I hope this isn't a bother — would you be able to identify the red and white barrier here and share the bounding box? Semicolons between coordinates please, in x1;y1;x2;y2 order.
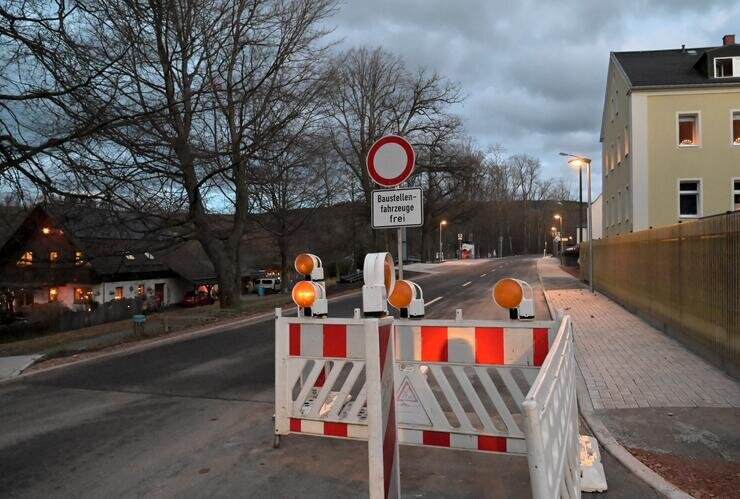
274;309;577;499
395;320;555;365
365;317;399;499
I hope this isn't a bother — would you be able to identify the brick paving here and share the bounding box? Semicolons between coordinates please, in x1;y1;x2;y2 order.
538;258;740;410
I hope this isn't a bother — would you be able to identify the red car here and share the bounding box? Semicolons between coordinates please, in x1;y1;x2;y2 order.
180;291;214;307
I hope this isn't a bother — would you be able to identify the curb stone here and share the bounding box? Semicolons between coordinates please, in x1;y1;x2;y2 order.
536;257;693;499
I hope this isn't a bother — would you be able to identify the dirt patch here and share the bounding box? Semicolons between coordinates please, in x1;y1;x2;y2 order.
627;447;740;498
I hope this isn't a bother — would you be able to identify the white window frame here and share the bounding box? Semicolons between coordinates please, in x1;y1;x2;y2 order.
732;177;740;212
713;56;739;78
678;178;702;219
731;109;740;147
676;111;701;148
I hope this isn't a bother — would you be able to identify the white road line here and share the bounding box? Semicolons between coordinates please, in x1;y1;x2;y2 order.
424;296;443;306
480;273;487;277
462;281;472;287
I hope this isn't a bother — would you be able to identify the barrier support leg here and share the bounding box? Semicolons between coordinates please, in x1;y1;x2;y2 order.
365;318;400;499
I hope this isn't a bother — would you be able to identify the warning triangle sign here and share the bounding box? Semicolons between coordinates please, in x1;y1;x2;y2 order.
395;375;431;426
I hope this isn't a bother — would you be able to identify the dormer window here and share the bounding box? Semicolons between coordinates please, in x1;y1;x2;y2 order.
714;57;738;78
125;253;135;260
75;250;84;265
49;251;59;263
677;113;700;146
144;252;154;260
17;251;33;266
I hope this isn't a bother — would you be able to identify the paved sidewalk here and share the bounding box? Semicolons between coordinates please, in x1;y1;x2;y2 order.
538;257;740;410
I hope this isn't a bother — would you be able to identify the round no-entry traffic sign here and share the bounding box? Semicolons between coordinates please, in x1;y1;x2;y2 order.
366;135;415;187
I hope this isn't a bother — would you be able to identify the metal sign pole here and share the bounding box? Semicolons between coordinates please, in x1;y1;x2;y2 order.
397;226;404;280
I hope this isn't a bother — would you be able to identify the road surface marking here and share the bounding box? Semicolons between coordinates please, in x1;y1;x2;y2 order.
480;273;487;277
462;281;472;287
425;296;443;306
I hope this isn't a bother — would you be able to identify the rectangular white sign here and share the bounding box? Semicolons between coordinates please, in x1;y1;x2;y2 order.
371;188;423;229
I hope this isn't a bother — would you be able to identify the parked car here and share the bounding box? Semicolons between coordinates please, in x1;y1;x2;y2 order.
180;290;214;307
257;278;281;293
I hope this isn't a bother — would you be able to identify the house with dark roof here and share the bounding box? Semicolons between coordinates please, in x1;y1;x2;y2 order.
600;34;740;237
0;205;214;313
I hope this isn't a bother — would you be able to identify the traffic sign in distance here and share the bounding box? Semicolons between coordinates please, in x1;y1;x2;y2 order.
458;233;463;240
371;188;423;229
366;135;415;187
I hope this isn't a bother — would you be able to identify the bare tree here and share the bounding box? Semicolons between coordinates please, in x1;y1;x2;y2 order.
326;46;462;249
57;0;336;308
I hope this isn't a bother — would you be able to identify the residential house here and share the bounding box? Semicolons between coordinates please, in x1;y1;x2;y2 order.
0;205;206;313
600;34;740;237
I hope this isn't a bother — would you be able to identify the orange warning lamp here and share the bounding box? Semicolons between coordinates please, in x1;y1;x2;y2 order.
295;253;315;276
388;280;413;309
292;281;317;308
493;278;523;309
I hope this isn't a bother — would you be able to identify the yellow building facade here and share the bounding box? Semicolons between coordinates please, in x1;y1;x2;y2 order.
601;36;740;237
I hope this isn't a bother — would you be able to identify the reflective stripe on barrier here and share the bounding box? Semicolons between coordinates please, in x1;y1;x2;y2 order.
523;315;581;499
395;320;555;366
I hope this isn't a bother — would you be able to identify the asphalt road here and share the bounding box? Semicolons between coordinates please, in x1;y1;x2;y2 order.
0;256;653;498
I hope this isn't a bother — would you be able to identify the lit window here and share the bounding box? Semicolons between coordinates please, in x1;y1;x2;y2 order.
74;287;92;304
733;179;740;211
42;227;51;235
17;251;33;266
49;287;58;302
115;287;124;300
733;112;740;145
75;251;84;265
678;113;700;146
714;57;736;78
144;252;154;260
125;253;135;260
49;251;58;263
137;284;145;295
679;180;701;218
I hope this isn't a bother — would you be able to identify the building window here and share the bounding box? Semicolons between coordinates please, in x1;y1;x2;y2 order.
144;252;155;260
733;179;740;211
624;126;630;156
74;287;92;304
75;250;84;265
17;251;33;266
732;111;740;146
679;179;701;218
115;287;124;300
714;57;736;78
610;144;615;170
49;251;59;263
125;253;135;260
677;113;700;146
137;284;145;295
49;287;58;302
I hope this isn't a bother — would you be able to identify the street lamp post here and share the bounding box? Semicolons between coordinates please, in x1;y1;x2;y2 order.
560;152;594;293
439;220;447;262
553;214;564;265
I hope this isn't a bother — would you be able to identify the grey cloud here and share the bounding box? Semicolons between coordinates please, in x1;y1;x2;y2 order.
327;0;740;196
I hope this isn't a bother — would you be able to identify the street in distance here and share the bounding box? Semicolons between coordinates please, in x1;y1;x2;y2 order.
371;187;423;228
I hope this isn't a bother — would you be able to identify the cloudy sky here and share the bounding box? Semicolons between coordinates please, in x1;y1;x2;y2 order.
326;0;740;197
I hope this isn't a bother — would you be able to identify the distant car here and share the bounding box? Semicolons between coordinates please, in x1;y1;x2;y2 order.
257;278;281;293
180;291;214;307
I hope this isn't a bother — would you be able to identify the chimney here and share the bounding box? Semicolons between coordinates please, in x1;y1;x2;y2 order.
723;34;735;46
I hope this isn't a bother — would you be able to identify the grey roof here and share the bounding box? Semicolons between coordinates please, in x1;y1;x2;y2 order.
613;44;740;88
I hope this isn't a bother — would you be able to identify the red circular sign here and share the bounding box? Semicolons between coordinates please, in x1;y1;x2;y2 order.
366;135;415;187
